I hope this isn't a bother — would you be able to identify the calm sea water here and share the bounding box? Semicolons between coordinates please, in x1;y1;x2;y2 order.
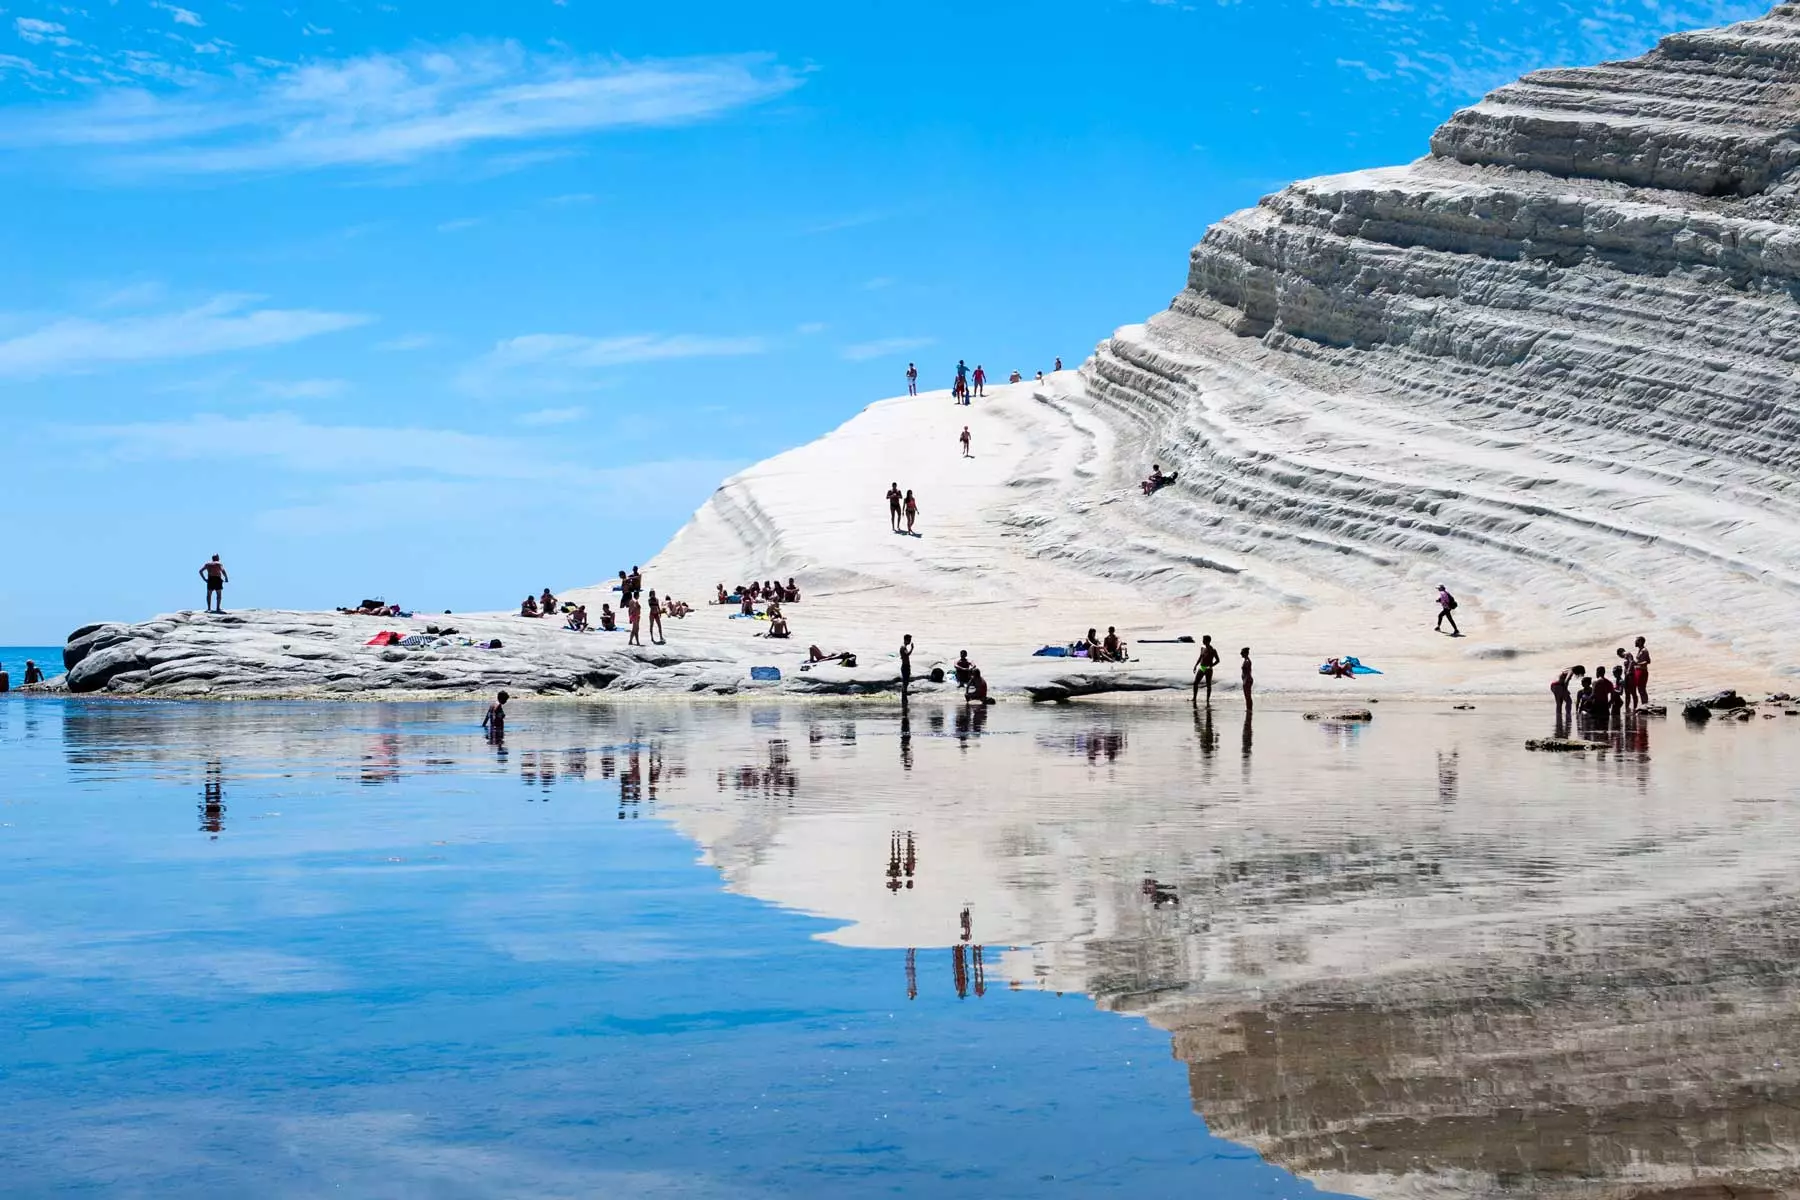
0;646;61;685
2;696;1796;1197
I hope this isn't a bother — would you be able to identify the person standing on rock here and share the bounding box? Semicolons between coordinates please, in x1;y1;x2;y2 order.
1633;636;1651;706
1240;646;1254;709
482;691;509;742
628;595;644;647
1054;357;1063;372
1434;584;1460;636
1192;635;1221;705
647;590;665;644
199;555;229;614
886;481;903;532
959;426;972;458
972;365;986;398
906;363;918;396
899;633;914;693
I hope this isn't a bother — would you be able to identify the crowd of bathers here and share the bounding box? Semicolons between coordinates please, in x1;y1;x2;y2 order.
909;357;1063;401
1552;636;1652;725
716;577;800;639
515;569;691;647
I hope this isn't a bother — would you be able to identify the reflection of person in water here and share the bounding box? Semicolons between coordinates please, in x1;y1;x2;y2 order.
900;698;913;772
1437;750;1459;805
1194;703;1217;760
972;945;986;998
887;832;904;893
1242;709;1254;760
903;831;915;887
620;748;643;818
905;948;917;1001
953;944;969;1000
960;905;972;943
199;759;225;837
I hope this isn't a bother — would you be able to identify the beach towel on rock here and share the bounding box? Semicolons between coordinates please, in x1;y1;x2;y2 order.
364;631;403;646
750;666;782;681
1034;645;1070;657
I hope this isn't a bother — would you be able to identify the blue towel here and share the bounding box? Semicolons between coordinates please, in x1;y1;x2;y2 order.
1033;645;1069;657
750;666;782;681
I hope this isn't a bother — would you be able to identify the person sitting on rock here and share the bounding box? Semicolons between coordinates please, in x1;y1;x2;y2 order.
953;651;975;686
567;605;590;632
1141;464;1169;495
1083;627;1102;658
768;611;791;639
540;588;558;615
520;595;539;618
599;604;618;631
23;660;43;686
715;583;729;605
740;591;756;617
1101;627;1125;663
785;577;800;603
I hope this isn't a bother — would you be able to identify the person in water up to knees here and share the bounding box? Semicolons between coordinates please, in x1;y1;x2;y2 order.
1435;584;1460;636
1240;646;1254;708
199;554;228;614
1192;635;1221;704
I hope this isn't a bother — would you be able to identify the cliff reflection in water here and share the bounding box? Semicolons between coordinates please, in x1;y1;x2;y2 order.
42;697;1800;1198
650;701;1800;1200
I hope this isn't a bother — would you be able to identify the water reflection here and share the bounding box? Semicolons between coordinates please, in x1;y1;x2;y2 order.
26;696;1800;1198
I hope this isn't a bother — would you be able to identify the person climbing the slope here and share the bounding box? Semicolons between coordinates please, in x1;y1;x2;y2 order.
906;362;918;396
886;481;903;532
903;489;919;534
1191;635;1221;704
1435;585;1460;636
972;365;985;397
959;426;972;458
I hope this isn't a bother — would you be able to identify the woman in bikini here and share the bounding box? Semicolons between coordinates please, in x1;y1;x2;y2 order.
903;490;919;534
647;590;665;644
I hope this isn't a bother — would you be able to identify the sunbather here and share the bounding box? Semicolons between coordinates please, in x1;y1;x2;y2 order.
953;651;975;685
786;578;800;602
715;583;729;605
567;605;590;632
740;592;756;617
599;604;617;631
540;588;557;615
520;595;539;618
1101;627;1126;662
1084;627;1102;658
768;612;791;639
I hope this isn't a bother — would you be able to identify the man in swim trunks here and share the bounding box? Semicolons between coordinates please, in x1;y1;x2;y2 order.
23;661;43;686
906;363;918;396
887;482;902;532
899;633;913;693
972;365;985;397
960;426;972;458
1192;635;1221;704
199;554;228;613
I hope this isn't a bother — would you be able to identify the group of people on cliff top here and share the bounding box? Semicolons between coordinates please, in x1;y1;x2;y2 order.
1553;637;1652;726
904;357;1063;401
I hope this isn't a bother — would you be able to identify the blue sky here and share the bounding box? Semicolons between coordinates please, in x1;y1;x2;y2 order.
0;0;1770;643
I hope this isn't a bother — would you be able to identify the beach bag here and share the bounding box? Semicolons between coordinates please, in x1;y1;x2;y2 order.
840;654;857;668
1443;594;1458;610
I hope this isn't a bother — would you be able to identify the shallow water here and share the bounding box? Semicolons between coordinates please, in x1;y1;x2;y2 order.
2;696;1796;1198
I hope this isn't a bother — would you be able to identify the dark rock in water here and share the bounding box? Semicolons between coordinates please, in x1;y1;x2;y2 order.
1452;704;1475;710
1727;708;1756;721
1526;738;1607;752
1683;702;1714;722
1771;692;1794;702
1638;704;1667;717
1304;709;1373;722
1705;690;1747;710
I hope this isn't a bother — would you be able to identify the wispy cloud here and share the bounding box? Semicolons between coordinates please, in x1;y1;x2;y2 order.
460;331;765;395
258;378;348;400
841;336;933;362
151;3;206;28
517;405;586;426
0;42;801;175
374;333;436;352
15;18;79;48
0;295;370;379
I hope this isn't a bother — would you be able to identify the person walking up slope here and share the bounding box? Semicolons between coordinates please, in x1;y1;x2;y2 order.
959;426;972;458
1435;584;1460;636
906;362;918;396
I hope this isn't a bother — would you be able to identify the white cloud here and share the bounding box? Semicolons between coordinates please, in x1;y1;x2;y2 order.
517;405;586;426
374;333;435;351
0;295;370;379
840;336;933;362
15;18;79;48
0;42;800;175
152;3;206;27
435;216;481;232
461;331;765;395
259;378;348;400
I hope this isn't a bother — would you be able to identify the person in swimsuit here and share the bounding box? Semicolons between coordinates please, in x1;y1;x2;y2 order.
903;490;919;534
647;590;665;644
1633;636;1651;705
23;661;43;686
953;650;975;686
972;365;985;397
960;426;972;458
1551;669;1573;724
0;663;9;693
899;634;914;692
540;588;557;616
906;362;918;396
1084;627;1102;658
600;604;617;631
1102;627;1123;662
628;596;643;646
1054;356;1063;372
1192;635;1221;704
520;595;539;618
886;482;903;532
199;555;228;613
567;605;590;631
1240;646;1254;708
965;668;991;705
481;690;509;741
1590;664;1615;725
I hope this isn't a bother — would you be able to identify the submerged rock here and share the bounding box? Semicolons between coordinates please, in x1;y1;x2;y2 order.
1526;738;1608;752
1303;709;1373;722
